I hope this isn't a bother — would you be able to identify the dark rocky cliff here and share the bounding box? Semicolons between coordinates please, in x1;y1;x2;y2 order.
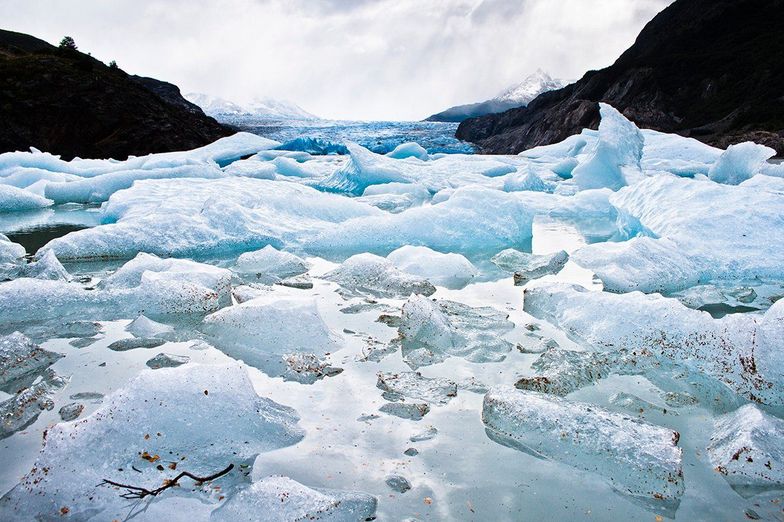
456;0;784;155
0;29;232;160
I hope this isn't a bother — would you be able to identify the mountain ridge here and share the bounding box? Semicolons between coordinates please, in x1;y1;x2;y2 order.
0;29;231;160
426;69;566;123
456;0;784;155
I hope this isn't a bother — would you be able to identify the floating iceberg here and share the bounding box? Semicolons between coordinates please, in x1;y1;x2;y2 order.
574;174;784;292
318;142;411;194
570;104;643;191
44;177;380;260
44;164;225;204
707;142;776;185
707;404;784;494
502;168;554;193
100;252;233;310
0;234;26;280
202;295;341;377
314;185;538;255
0;133;277;177
0;185;52;213
377;371;457;405
211;476;377;522
0;332;62;391
20;249;71;281
146;352;190;369
323;253;436;298
399;294;515;368
386;246;478;288
0;363;303;520
524;282;783;404
282;353;343;384
317;142;523;195
482;386;683;509
379;401;430;421
571;237;698;293
387;142;429;161
514;347;658;397
233;245;309;283
491;249;568;284
0;254;233;324
126;314;174;338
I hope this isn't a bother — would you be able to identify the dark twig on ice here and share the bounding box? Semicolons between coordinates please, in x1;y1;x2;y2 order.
102;463;234;500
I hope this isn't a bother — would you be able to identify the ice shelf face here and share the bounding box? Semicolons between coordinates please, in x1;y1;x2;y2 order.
482;386;683;510
0;363;303;520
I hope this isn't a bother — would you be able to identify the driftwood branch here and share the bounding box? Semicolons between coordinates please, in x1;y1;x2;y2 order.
102;463;234;500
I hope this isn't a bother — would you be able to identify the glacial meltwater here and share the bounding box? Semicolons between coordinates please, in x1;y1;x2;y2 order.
1;107;783;521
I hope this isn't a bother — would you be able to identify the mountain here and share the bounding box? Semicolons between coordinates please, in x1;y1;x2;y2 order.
0;29;231;160
185;93;318;120
456;0;784;155
426;70;566;122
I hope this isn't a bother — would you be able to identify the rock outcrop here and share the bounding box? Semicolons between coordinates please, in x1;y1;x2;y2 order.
0;29;231;160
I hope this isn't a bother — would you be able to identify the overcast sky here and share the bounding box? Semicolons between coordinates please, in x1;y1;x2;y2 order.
1;0;672;120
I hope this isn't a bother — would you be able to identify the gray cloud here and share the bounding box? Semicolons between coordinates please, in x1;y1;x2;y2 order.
0;0;673;120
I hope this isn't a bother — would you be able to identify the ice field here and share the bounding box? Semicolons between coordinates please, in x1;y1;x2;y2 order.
0;104;782;520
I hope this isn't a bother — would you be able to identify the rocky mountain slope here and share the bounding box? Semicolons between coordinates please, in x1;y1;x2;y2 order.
0;29;231;160
426;69;566;122
456;0;784;155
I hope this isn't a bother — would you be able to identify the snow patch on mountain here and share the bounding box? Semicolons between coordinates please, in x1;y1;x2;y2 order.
185;92;318;120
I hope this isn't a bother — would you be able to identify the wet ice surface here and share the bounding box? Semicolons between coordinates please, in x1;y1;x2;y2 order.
0;114;783;520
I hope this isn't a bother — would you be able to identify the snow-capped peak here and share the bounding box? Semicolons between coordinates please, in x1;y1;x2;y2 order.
494;69;567;105
185;92;318;120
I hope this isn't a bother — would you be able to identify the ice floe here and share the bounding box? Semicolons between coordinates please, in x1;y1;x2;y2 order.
707;404;784;494
0;362;303;520
386;246;478;288
524;282;783;404
398;294;515;368
482;386;683;509
573;174;784;292
323;253;436;297
202;295;341;377
211;475;377;522
233;245;309;284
